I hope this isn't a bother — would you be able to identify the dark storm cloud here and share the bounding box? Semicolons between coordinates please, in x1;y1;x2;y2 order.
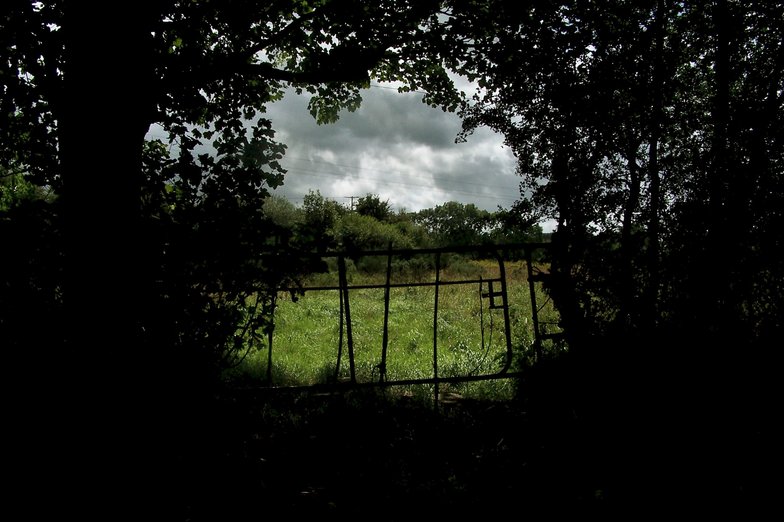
268;86;460;152
261;85;522;212
143;83;523;213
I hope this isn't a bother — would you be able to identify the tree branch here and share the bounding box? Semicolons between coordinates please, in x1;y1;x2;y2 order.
241;9;320;59
248;61;371;85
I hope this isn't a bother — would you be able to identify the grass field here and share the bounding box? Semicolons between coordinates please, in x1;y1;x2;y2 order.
229;254;562;400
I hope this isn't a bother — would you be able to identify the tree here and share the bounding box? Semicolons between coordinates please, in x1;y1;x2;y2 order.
335;211;414;252
436;0;782;507
355;192;392;222
2;1;465;517
300;189;346;252
443;0;784;338
448;0;659;337
262;194;303;244
488;204;544;246
413;200;493;247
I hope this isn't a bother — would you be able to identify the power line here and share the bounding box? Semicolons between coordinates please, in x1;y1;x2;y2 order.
344;195;360;210
281;155;518;194
279;166;518;203
369;82;427;95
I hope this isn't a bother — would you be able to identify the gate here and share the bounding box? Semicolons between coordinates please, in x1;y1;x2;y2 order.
262;243;561;398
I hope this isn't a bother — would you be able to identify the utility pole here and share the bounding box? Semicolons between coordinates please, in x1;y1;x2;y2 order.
345;195;359;211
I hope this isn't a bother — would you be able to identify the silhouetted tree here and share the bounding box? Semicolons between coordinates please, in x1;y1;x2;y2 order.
1;1;465;518
438;0;782;508
447;0;783;342
355;193;392;222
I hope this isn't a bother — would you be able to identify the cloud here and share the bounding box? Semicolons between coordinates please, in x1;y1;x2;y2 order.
144;83;553;231
264;85;522;213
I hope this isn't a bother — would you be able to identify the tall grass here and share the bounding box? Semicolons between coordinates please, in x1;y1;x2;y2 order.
226;256;561;400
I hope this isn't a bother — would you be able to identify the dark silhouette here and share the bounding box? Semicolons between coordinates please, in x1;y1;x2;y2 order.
2;1;779;519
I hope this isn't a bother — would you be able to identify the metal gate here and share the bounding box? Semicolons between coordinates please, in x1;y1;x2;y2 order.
262;243;560;397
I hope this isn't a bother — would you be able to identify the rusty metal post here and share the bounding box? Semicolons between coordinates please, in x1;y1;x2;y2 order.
267;292;275;385
525;247;543;361
433;252;441;408
380;247;392;382
495;252;514;372
335;280;344;381
338;255;356;384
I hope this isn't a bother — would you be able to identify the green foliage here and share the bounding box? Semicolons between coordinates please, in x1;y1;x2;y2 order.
263;195;301;228
139;136;313;379
335;212;414;253
355;193;392;222
445;0;784;345
299;190;346;252
257;194;543;269
0;169;54;211
489;205;545;247
413;201;495;247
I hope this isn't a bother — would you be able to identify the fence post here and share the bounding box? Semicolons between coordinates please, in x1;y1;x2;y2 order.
267;292;275;385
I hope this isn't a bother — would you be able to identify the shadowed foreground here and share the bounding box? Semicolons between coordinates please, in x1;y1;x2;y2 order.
171;345;776;521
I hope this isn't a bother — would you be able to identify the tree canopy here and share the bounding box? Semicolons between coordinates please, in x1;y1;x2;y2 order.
438;1;781;508
443;0;784;343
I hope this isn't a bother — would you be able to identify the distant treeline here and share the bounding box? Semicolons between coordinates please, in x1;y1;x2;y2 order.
262;190;544;253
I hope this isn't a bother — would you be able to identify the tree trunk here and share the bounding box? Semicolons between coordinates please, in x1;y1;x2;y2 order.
548;146;586;349
58;6;157;519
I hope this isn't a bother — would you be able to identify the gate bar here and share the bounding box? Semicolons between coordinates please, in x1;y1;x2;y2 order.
433;252;441;408
525;247;543;361
495;252;514;372
338;255;356;383
380;248;392;382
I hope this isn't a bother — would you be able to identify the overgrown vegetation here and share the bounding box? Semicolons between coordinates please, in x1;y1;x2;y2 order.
265;190;544;253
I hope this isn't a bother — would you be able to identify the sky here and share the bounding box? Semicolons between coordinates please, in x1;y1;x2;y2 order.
260;83;523;215
145;81;545;226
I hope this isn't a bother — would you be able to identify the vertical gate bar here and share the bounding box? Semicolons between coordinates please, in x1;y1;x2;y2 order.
335;276;344;381
478;276;485;353
433;252;441;408
380;247;393;383
525;247;543;361
267;292;275;386
495;252;513;372
338;255;356;384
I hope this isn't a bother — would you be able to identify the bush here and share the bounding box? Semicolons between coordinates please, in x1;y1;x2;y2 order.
335;212;414;252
